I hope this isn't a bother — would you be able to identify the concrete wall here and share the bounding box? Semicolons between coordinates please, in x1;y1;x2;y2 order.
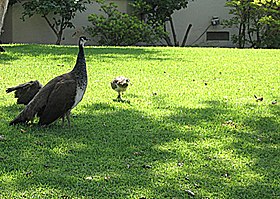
1;0;237;47
168;0;237;47
1;0;130;45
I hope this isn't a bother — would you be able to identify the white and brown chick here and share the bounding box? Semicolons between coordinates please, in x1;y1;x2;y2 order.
111;76;130;102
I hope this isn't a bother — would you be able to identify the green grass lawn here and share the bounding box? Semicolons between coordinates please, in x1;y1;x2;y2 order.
0;44;279;199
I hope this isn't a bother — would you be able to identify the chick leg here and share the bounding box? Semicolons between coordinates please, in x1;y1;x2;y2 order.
117;92;122;100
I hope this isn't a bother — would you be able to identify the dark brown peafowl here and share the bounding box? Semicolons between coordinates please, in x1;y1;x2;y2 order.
9;36;89;126
111;76;130;102
6;80;42;105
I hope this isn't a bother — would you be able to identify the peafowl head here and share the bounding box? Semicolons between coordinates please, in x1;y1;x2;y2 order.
79;36;89;47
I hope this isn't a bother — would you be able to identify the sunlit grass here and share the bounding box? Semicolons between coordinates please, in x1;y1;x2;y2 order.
0;44;279;198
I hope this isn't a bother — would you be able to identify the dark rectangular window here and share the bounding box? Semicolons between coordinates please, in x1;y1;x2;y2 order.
206;31;229;41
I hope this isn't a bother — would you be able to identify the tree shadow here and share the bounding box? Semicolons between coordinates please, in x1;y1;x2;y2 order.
0;103;23;122
162;100;280;198
0;99;279;198
0;101;198;198
0;51;19;63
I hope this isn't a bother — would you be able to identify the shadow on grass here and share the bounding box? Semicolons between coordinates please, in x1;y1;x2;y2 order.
0;100;279;198
163;100;279;198
1;102;193;197
0;52;19;63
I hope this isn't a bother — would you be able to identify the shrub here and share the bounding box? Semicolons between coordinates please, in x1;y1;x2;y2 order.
131;0;190;46
224;0;280;48
86;1;166;46
255;0;280;48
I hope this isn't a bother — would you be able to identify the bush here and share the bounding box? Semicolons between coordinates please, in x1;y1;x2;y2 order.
255;0;280;48
86;1;166;46
131;0;190;46
224;0;280;48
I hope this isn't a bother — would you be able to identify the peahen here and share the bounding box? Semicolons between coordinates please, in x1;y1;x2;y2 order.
9;36;89;126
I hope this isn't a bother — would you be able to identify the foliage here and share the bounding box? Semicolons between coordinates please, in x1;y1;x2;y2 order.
8;0;21;6
21;0;91;45
131;0;191;46
0;44;279;198
224;0;280;48
253;0;280;48
86;1;166;46
132;0;189;23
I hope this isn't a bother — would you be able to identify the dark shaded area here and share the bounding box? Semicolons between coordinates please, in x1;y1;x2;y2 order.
0;97;279;198
165;100;280;198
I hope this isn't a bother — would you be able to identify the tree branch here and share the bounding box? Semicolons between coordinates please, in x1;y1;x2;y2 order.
43;15;58;36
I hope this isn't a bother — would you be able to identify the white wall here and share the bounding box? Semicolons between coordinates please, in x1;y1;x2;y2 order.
1;0;130;45
1;0;237;47
167;0;237;47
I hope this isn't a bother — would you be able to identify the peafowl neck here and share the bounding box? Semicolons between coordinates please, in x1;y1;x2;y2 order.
72;43;87;76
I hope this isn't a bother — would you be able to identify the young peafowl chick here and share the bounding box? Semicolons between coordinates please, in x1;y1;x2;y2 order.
6;80;42;105
111;76;130;102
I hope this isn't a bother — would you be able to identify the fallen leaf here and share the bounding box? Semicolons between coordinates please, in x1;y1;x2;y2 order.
185;190;195;197
0;135;5;141
20;129;27;133
142;165;152;169
85;176;93;180
254;95;263;102
104;176;111;181
133;151;143;156
25;170;33;177
177;162;184;167
43;164;49;168
223;172;231;178
194;183;201;188
222;120;237;128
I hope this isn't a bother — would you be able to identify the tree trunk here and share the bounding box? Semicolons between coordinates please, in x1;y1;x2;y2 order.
0;0;9;51
163;23;172;46
43;15;63;45
55;34;62;45
238;19;246;48
181;24;192;47
0;0;9;34
169;17;178;46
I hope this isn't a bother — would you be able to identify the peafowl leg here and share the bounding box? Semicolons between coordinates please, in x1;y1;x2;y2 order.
61;115;65;127
61;111;71;127
66;111;71;127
